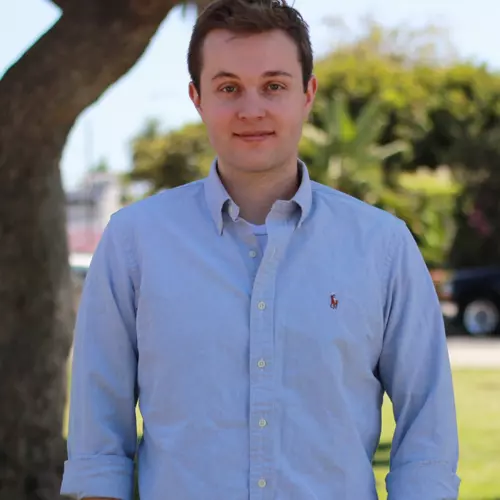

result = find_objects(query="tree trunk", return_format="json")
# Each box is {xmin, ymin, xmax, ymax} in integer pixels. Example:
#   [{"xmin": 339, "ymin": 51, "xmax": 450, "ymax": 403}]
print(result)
[{"xmin": 0, "ymin": 0, "xmax": 207, "ymax": 496}]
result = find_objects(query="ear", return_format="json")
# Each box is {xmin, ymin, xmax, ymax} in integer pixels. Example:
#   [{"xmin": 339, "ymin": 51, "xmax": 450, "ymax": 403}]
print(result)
[
  {"xmin": 303, "ymin": 75, "xmax": 318, "ymax": 121},
  {"xmin": 189, "ymin": 82, "xmax": 202, "ymax": 116}
]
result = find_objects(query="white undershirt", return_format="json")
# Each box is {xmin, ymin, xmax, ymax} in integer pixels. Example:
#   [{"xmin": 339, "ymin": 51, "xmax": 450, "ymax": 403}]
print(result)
[{"xmin": 248, "ymin": 222, "xmax": 268, "ymax": 253}]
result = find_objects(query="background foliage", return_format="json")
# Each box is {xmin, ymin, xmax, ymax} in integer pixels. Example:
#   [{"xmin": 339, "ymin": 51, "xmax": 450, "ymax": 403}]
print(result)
[{"xmin": 127, "ymin": 20, "xmax": 500, "ymax": 269}]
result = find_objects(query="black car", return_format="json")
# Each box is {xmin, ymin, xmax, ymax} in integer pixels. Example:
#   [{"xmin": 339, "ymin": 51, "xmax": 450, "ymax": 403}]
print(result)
[{"xmin": 439, "ymin": 266, "xmax": 500, "ymax": 337}]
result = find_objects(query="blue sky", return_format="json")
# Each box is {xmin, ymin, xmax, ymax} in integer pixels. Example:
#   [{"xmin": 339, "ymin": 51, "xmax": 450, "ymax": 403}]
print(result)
[{"xmin": 1, "ymin": 0, "xmax": 499, "ymax": 190}]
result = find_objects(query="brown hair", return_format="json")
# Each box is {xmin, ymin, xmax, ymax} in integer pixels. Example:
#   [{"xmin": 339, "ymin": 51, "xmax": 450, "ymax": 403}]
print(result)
[{"xmin": 187, "ymin": 0, "xmax": 313, "ymax": 94}]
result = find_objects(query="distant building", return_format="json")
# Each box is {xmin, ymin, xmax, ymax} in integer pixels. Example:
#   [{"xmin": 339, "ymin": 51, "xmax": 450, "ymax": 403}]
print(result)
[{"xmin": 66, "ymin": 171, "xmax": 123, "ymax": 254}]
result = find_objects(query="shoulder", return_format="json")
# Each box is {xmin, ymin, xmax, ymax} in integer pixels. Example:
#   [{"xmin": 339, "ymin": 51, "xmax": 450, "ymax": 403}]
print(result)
[
  {"xmin": 102, "ymin": 179, "xmax": 205, "ymax": 261},
  {"xmin": 97, "ymin": 180, "xmax": 205, "ymax": 278},
  {"xmin": 311, "ymin": 181, "xmax": 407, "ymax": 239},
  {"xmin": 110, "ymin": 179, "xmax": 205, "ymax": 229}
]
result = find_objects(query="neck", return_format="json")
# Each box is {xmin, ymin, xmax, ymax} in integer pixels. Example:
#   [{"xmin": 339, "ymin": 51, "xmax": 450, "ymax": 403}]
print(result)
[{"xmin": 217, "ymin": 159, "xmax": 300, "ymax": 225}]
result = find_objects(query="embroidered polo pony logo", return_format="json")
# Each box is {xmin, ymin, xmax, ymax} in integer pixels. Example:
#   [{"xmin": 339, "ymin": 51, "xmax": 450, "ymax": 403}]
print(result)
[{"xmin": 330, "ymin": 294, "xmax": 339, "ymax": 309}]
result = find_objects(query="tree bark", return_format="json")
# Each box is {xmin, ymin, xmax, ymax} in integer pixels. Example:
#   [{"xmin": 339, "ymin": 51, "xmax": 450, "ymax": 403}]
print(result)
[{"xmin": 0, "ymin": 0, "xmax": 206, "ymax": 497}]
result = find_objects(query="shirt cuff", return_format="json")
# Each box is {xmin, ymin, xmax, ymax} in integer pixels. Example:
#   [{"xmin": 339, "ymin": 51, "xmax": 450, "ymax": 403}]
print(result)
[
  {"xmin": 386, "ymin": 461, "xmax": 460, "ymax": 500},
  {"xmin": 61, "ymin": 455, "xmax": 135, "ymax": 500}
]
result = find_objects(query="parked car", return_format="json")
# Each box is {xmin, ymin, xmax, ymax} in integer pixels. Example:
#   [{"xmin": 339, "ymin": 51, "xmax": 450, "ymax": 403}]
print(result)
[
  {"xmin": 69, "ymin": 253, "xmax": 92, "ymax": 308},
  {"xmin": 439, "ymin": 266, "xmax": 500, "ymax": 337},
  {"xmin": 70, "ymin": 252, "xmax": 92, "ymax": 281}
]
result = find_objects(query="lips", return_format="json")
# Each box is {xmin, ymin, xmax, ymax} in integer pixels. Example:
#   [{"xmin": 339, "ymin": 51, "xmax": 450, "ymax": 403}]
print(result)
[
  {"xmin": 233, "ymin": 131, "xmax": 275, "ymax": 142},
  {"xmin": 235, "ymin": 131, "xmax": 274, "ymax": 136}
]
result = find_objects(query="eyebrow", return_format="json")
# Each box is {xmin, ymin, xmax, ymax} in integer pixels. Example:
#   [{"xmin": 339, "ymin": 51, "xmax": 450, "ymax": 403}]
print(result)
[{"xmin": 211, "ymin": 70, "xmax": 294, "ymax": 81}]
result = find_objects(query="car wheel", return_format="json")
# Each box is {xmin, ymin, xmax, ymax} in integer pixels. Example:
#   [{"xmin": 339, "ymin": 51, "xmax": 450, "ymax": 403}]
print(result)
[{"xmin": 462, "ymin": 298, "xmax": 500, "ymax": 337}]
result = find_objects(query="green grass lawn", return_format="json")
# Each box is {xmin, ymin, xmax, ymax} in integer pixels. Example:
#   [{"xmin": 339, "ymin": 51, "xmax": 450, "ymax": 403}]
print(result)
[
  {"xmin": 64, "ymin": 369, "xmax": 500, "ymax": 499},
  {"xmin": 374, "ymin": 370, "xmax": 500, "ymax": 499}
]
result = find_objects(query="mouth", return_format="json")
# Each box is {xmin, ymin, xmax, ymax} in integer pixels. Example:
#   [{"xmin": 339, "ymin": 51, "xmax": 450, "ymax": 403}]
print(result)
[{"xmin": 233, "ymin": 131, "xmax": 276, "ymax": 142}]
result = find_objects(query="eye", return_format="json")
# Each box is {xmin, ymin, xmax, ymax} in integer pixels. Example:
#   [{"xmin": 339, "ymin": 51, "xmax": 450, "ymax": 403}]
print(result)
[
  {"xmin": 220, "ymin": 85, "xmax": 238, "ymax": 93},
  {"xmin": 267, "ymin": 83, "xmax": 285, "ymax": 91}
]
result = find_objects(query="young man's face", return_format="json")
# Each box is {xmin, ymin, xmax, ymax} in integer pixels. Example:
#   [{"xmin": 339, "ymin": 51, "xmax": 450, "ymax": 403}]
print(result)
[{"xmin": 189, "ymin": 29, "xmax": 317, "ymax": 175}]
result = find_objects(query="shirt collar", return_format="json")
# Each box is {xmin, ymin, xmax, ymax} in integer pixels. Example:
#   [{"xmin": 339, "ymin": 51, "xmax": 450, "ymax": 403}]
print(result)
[{"xmin": 203, "ymin": 157, "xmax": 313, "ymax": 235}]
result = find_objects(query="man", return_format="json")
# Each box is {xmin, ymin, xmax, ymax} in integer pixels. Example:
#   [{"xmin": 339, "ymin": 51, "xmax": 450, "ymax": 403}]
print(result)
[{"xmin": 61, "ymin": 0, "xmax": 461, "ymax": 499}]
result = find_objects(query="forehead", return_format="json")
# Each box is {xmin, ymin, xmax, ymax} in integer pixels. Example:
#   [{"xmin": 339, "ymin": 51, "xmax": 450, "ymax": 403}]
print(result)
[{"xmin": 201, "ymin": 29, "xmax": 301, "ymax": 79}]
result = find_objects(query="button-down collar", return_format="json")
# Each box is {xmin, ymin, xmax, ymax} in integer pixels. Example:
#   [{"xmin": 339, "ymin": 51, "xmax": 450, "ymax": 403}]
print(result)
[{"xmin": 203, "ymin": 158, "xmax": 313, "ymax": 234}]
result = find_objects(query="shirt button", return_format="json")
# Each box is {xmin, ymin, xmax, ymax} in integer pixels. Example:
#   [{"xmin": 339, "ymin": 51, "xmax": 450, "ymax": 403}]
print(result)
[
  {"xmin": 259, "ymin": 418, "xmax": 267, "ymax": 428},
  {"xmin": 257, "ymin": 359, "xmax": 266, "ymax": 368},
  {"xmin": 249, "ymin": 250, "xmax": 257, "ymax": 258},
  {"xmin": 258, "ymin": 301, "xmax": 266, "ymax": 310},
  {"xmin": 258, "ymin": 479, "xmax": 267, "ymax": 488}
]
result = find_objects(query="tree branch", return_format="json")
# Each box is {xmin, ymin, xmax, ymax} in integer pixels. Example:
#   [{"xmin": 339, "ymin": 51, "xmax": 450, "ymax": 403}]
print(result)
[
  {"xmin": 48, "ymin": 0, "xmax": 69, "ymax": 11},
  {"xmin": 0, "ymin": 0, "xmax": 180, "ymax": 146}
]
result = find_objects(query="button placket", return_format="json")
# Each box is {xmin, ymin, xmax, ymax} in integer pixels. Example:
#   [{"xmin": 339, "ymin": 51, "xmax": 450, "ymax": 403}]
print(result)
[
  {"xmin": 249, "ymin": 274, "xmax": 274, "ymax": 496},
  {"xmin": 248, "ymin": 219, "xmax": 295, "ymax": 498}
]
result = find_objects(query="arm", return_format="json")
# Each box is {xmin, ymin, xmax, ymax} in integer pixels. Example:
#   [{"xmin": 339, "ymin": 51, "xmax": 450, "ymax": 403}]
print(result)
[
  {"xmin": 61, "ymin": 213, "xmax": 139, "ymax": 500},
  {"xmin": 378, "ymin": 221, "xmax": 460, "ymax": 500}
]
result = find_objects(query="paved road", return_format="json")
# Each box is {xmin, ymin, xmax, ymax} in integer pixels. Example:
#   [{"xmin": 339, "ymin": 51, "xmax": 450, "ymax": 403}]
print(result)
[{"xmin": 447, "ymin": 337, "xmax": 500, "ymax": 368}]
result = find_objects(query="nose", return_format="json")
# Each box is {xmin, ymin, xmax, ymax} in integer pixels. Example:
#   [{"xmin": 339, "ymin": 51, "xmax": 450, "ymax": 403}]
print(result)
[{"xmin": 237, "ymin": 90, "xmax": 266, "ymax": 120}]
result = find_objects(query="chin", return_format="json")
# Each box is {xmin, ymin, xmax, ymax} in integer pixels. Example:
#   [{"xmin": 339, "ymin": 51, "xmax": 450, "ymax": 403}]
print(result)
[
  {"xmin": 233, "ymin": 159, "xmax": 278, "ymax": 173},
  {"xmin": 225, "ymin": 151, "xmax": 283, "ymax": 173}
]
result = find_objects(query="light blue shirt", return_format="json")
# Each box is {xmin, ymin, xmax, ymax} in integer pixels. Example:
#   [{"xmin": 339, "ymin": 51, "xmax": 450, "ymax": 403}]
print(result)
[{"xmin": 62, "ymin": 160, "xmax": 460, "ymax": 500}]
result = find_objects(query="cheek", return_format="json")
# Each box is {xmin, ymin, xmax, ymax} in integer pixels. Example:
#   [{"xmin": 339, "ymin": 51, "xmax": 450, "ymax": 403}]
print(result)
[
  {"xmin": 202, "ymin": 104, "xmax": 234, "ymax": 135},
  {"xmin": 273, "ymin": 103, "xmax": 304, "ymax": 132}
]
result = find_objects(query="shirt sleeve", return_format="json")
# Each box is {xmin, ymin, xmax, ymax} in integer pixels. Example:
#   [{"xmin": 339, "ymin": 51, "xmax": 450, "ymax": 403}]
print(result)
[
  {"xmin": 61, "ymin": 213, "xmax": 139, "ymax": 500},
  {"xmin": 378, "ymin": 220, "xmax": 461, "ymax": 500}
]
